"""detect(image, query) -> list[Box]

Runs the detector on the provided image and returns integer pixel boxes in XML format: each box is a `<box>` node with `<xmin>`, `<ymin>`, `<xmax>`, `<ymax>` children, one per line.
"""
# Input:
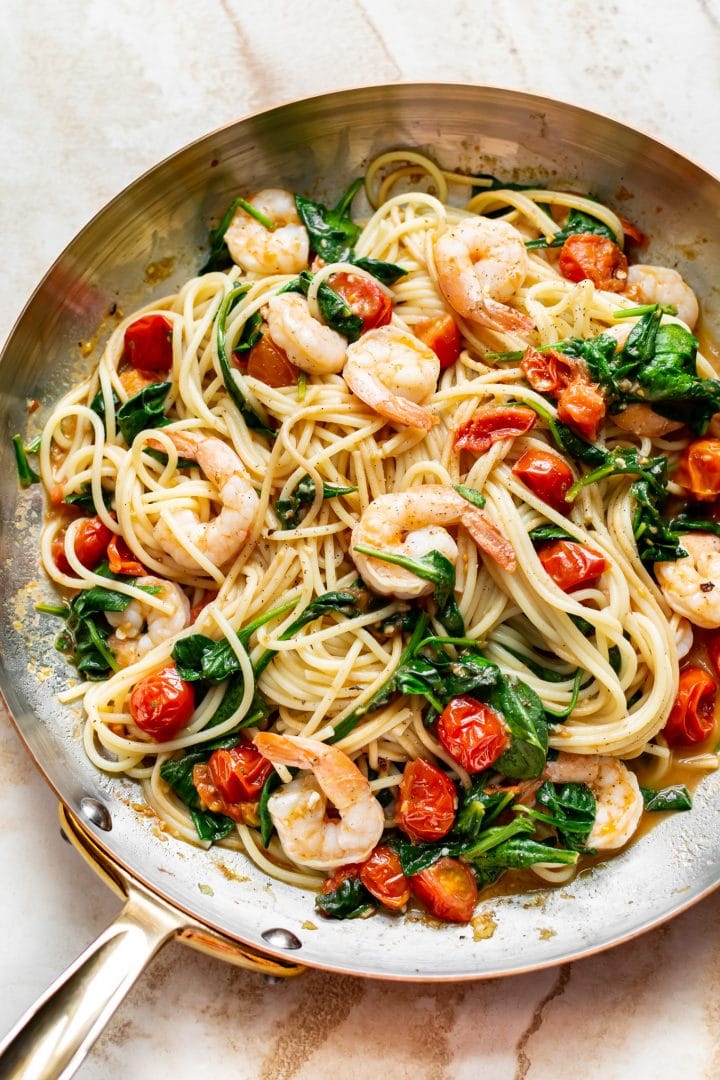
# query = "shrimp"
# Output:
<box><xmin>626</xmin><ymin>264</ymin><xmax>699</xmax><ymax>329</ymax></box>
<box><xmin>224</xmin><ymin>189</ymin><xmax>309</xmax><ymax>276</ymax></box>
<box><xmin>343</xmin><ymin>326</ymin><xmax>440</xmax><ymax>430</ymax></box>
<box><xmin>434</xmin><ymin>216</ymin><xmax>534</xmax><ymax>333</ymax></box>
<box><xmin>543</xmin><ymin>752</ymin><xmax>643</xmax><ymax>851</ymax></box>
<box><xmin>152</xmin><ymin>431</ymin><xmax>259</xmax><ymax>570</ymax></box>
<box><xmin>351</xmin><ymin>485</ymin><xmax>515</xmax><ymax>600</ymax></box>
<box><xmin>266</xmin><ymin>293</ymin><xmax>347</xmax><ymax>374</ymax></box>
<box><xmin>252</xmin><ymin>733</ymin><xmax>384</xmax><ymax>869</ymax></box>
<box><xmin>106</xmin><ymin>576</ymin><xmax>190</xmax><ymax>667</ymax></box>
<box><xmin>655</xmin><ymin>533</ymin><xmax>720</xmax><ymax>628</ymax></box>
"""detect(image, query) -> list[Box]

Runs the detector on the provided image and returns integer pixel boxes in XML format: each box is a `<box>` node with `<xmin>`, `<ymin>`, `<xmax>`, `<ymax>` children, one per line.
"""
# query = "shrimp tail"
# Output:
<box><xmin>254</xmin><ymin>732</ymin><xmax>317</xmax><ymax>769</ymax></box>
<box><xmin>474</xmin><ymin>298</ymin><xmax>534</xmax><ymax>334</ymax></box>
<box><xmin>462</xmin><ymin>509</ymin><xmax>517</xmax><ymax>571</ymax></box>
<box><xmin>373</xmin><ymin>394</ymin><xmax>438</xmax><ymax>431</ymax></box>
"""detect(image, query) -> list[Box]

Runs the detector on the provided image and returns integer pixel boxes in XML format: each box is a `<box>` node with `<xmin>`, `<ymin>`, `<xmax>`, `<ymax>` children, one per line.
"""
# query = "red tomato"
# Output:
<box><xmin>414</xmin><ymin>314</ymin><xmax>462</xmax><ymax>369</ymax></box>
<box><xmin>52</xmin><ymin>516</ymin><xmax>113</xmax><ymax>574</ymax></box>
<box><xmin>557</xmin><ymin>377</ymin><xmax>606</xmax><ymax>441</ymax></box>
<box><xmin>664</xmin><ymin>666</ymin><xmax>717</xmax><ymax>747</ymax></box>
<box><xmin>397</xmin><ymin>759</ymin><xmax>457</xmax><ymax>842</ymax></box>
<box><xmin>520</xmin><ymin>346</ymin><xmax>577</xmax><ymax>397</ymax></box>
<box><xmin>107</xmin><ymin>535</ymin><xmax>145</xmax><ymax>576</ymax></box>
<box><xmin>512</xmin><ymin>448</ymin><xmax>574</xmax><ymax>513</ymax></box>
<box><xmin>454</xmin><ymin>406</ymin><xmax>537</xmax><ymax>453</ymax></box>
<box><xmin>208</xmin><ymin>741</ymin><xmax>274</xmax><ymax>802</ymax></box>
<box><xmin>119</xmin><ymin>367</ymin><xmax>160</xmax><ymax>396</ymax></box>
<box><xmin>437</xmin><ymin>696</ymin><xmax>509</xmax><ymax>773</ymax></box>
<box><xmin>558</xmin><ymin>234</ymin><xmax>628</xmax><ymax>292</ymax></box>
<box><xmin>360</xmin><ymin>846</ymin><xmax>410</xmax><ymax>911</ymax></box>
<box><xmin>330</xmin><ymin>272</ymin><xmax>392</xmax><ymax>332</ymax></box>
<box><xmin>245</xmin><ymin>333</ymin><xmax>298</xmax><ymax>387</ymax></box>
<box><xmin>675</xmin><ymin>439</ymin><xmax>720</xmax><ymax>501</ymax></box>
<box><xmin>189</xmin><ymin>594</ymin><xmax>214</xmax><ymax>623</ymax></box>
<box><xmin>124</xmin><ymin>314</ymin><xmax>174</xmax><ymax>372</ymax></box>
<box><xmin>192</xmin><ymin>763</ymin><xmax>261</xmax><ymax>826</ymax></box>
<box><xmin>129</xmin><ymin>665</ymin><xmax>195</xmax><ymax>741</ymax></box>
<box><xmin>411</xmin><ymin>857</ymin><xmax>478</xmax><ymax>923</ymax></box>
<box><xmin>538</xmin><ymin>539</ymin><xmax>607</xmax><ymax>591</ymax></box>
<box><xmin>321</xmin><ymin>864</ymin><xmax>362</xmax><ymax>894</ymax></box>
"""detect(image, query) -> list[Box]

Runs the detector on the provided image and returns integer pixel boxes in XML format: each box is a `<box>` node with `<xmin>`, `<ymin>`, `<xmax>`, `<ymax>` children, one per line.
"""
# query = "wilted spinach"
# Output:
<box><xmin>353</xmin><ymin>545</ymin><xmax>464</xmax><ymax>637</ymax></box>
<box><xmin>275</xmin><ymin>474</ymin><xmax>357</xmax><ymax>529</ymax></box>
<box><xmin>641</xmin><ymin>785</ymin><xmax>692</xmax><ymax>812</ymax></box>
<box><xmin>315</xmin><ymin>875</ymin><xmax>374</xmax><ymax>919</ymax></box>
<box><xmin>217</xmin><ymin>286</ymin><xmax>276</xmax><ymax>437</ymax></box>
<box><xmin>525</xmin><ymin>207</ymin><xmax>616</xmax><ymax>250</ymax></box>
<box><xmin>116</xmin><ymin>382</ymin><xmax>172</xmax><ymax>445</ymax></box>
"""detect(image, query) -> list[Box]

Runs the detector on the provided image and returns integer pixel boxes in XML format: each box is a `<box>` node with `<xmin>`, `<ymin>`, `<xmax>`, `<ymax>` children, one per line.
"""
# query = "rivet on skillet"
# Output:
<box><xmin>261</xmin><ymin>927</ymin><xmax>302</xmax><ymax>950</ymax></box>
<box><xmin>79</xmin><ymin>797</ymin><xmax>113</xmax><ymax>831</ymax></box>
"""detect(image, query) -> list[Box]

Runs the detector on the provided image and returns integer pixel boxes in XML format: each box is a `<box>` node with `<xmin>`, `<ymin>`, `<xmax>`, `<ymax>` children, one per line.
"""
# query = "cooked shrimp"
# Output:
<box><xmin>107</xmin><ymin>576</ymin><xmax>190</xmax><ymax>667</ymax></box>
<box><xmin>224</xmin><ymin>189</ymin><xmax>309</xmax><ymax>276</ymax></box>
<box><xmin>343</xmin><ymin>326</ymin><xmax>440</xmax><ymax>430</ymax></box>
<box><xmin>626</xmin><ymin>264</ymin><xmax>699</xmax><ymax>329</ymax></box>
<box><xmin>152</xmin><ymin>431</ymin><xmax>259</xmax><ymax>571</ymax></box>
<box><xmin>351</xmin><ymin>485</ymin><xmax>515</xmax><ymax>600</ymax></box>
<box><xmin>266</xmin><ymin>293</ymin><xmax>347</xmax><ymax>374</ymax></box>
<box><xmin>253</xmin><ymin>733</ymin><xmax>384</xmax><ymax>869</ymax></box>
<box><xmin>655</xmin><ymin>533</ymin><xmax>720</xmax><ymax>628</ymax></box>
<box><xmin>434</xmin><ymin>216</ymin><xmax>533</xmax><ymax>333</ymax></box>
<box><xmin>543</xmin><ymin>752</ymin><xmax>643</xmax><ymax>851</ymax></box>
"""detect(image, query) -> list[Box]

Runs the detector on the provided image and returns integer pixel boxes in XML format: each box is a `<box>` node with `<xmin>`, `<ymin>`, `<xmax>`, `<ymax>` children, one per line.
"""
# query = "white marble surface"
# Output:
<box><xmin>3</xmin><ymin>1</ymin><xmax>720</xmax><ymax>1076</ymax></box>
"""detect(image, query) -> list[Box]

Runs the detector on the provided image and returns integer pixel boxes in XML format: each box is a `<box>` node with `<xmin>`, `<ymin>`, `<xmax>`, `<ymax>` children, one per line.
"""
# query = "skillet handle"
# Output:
<box><xmin>0</xmin><ymin>886</ymin><xmax>183</xmax><ymax>1080</ymax></box>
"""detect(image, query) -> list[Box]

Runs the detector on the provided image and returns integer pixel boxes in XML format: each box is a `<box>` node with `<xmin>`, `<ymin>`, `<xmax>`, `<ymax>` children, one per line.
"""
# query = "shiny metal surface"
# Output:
<box><xmin>2</xmin><ymin>83</ymin><xmax>720</xmax><ymax>982</ymax></box>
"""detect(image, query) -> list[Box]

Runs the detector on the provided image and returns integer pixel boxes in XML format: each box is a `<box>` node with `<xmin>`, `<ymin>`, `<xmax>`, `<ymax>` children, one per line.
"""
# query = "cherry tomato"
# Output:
<box><xmin>437</xmin><ymin>696</ymin><xmax>509</xmax><ymax>773</ymax></box>
<box><xmin>558</xmin><ymin>234</ymin><xmax>628</xmax><ymax>292</ymax></box>
<box><xmin>411</xmin><ymin>857</ymin><xmax>478</xmax><ymax>923</ymax></box>
<box><xmin>192</xmin><ymin>763</ymin><xmax>261</xmax><ymax>826</ymax></box>
<box><xmin>189</xmin><ymin>594</ymin><xmax>214</xmax><ymax>623</ymax></box>
<box><xmin>397</xmin><ymin>759</ymin><xmax>457</xmax><ymax>842</ymax></box>
<box><xmin>538</xmin><ymin>539</ymin><xmax>607</xmax><ymax>591</ymax></box>
<box><xmin>124</xmin><ymin>314</ymin><xmax>174</xmax><ymax>372</ymax></box>
<box><xmin>414</xmin><ymin>314</ymin><xmax>462</xmax><ymax>369</ymax></box>
<box><xmin>330</xmin><ymin>272</ymin><xmax>392</xmax><ymax>332</ymax></box>
<box><xmin>664</xmin><ymin>666</ymin><xmax>716</xmax><ymax>747</ymax></box>
<box><xmin>557</xmin><ymin>378</ymin><xmax>606</xmax><ymax>442</ymax></box>
<box><xmin>454</xmin><ymin>406</ymin><xmax>537</xmax><ymax>454</ymax></box>
<box><xmin>321</xmin><ymin>864</ymin><xmax>362</xmax><ymax>894</ymax></box>
<box><xmin>360</xmin><ymin>846</ymin><xmax>410</xmax><ymax>910</ymax></box>
<box><xmin>512</xmin><ymin>448</ymin><xmax>574</xmax><ymax>513</ymax></box>
<box><xmin>245</xmin><ymin>333</ymin><xmax>298</xmax><ymax>387</ymax></box>
<box><xmin>129</xmin><ymin>665</ymin><xmax>195</xmax><ymax>741</ymax></box>
<box><xmin>119</xmin><ymin>367</ymin><xmax>160</xmax><ymax>396</ymax></box>
<box><xmin>107</xmin><ymin>535</ymin><xmax>145</xmax><ymax>576</ymax></box>
<box><xmin>676</xmin><ymin>439</ymin><xmax>720</xmax><ymax>501</ymax></box>
<box><xmin>208</xmin><ymin>741</ymin><xmax>274</xmax><ymax>802</ymax></box>
<box><xmin>520</xmin><ymin>346</ymin><xmax>577</xmax><ymax>397</ymax></box>
<box><xmin>52</xmin><ymin>516</ymin><xmax>113</xmax><ymax>574</ymax></box>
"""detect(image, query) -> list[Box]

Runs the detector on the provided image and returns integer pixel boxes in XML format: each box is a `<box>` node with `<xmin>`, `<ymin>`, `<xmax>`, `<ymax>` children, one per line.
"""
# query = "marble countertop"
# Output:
<box><xmin>3</xmin><ymin>1</ymin><xmax>720</xmax><ymax>1076</ymax></box>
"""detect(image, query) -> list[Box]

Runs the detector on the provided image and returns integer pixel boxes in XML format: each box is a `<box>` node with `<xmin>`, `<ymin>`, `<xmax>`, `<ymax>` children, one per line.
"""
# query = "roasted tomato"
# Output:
<box><xmin>520</xmin><ymin>346</ymin><xmax>577</xmax><ymax>397</ymax></box>
<box><xmin>664</xmin><ymin>666</ymin><xmax>717</xmax><ymax>747</ymax></box>
<box><xmin>189</xmin><ymin>593</ymin><xmax>214</xmax><ymax>623</ymax></box>
<box><xmin>557</xmin><ymin>378</ymin><xmax>606</xmax><ymax>442</ymax></box>
<box><xmin>245</xmin><ymin>333</ymin><xmax>298</xmax><ymax>387</ymax></box>
<box><xmin>512</xmin><ymin>448</ymin><xmax>574</xmax><ymax>513</ymax></box>
<box><xmin>107</xmin><ymin>535</ymin><xmax>145</xmax><ymax>576</ymax></box>
<box><xmin>129</xmin><ymin>665</ymin><xmax>195</xmax><ymax>741</ymax></box>
<box><xmin>676</xmin><ymin>439</ymin><xmax>720</xmax><ymax>501</ymax></box>
<box><xmin>360</xmin><ymin>846</ymin><xmax>410</xmax><ymax>910</ymax></box>
<box><xmin>124</xmin><ymin>314</ymin><xmax>174</xmax><ymax>372</ymax></box>
<box><xmin>118</xmin><ymin>367</ymin><xmax>160</xmax><ymax>396</ymax></box>
<box><xmin>207</xmin><ymin>741</ymin><xmax>274</xmax><ymax>802</ymax></box>
<box><xmin>330</xmin><ymin>272</ymin><xmax>392</xmax><ymax>332</ymax></box>
<box><xmin>411</xmin><ymin>857</ymin><xmax>478</xmax><ymax>923</ymax></box>
<box><xmin>321</xmin><ymin>864</ymin><xmax>362</xmax><ymax>893</ymax></box>
<box><xmin>397</xmin><ymin>759</ymin><xmax>457</xmax><ymax>842</ymax></box>
<box><xmin>52</xmin><ymin>515</ymin><xmax>113</xmax><ymax>574</ymax></box>
<box><xmin>414</xmin><ymin>314</ymin><xmax>462</xmax><ymax>369</ymax></box>
<box><xmin>558</xmin><ymin>234</ymin><xmax>628</xmax><ymax>292</ymax></box>
<box><xmin>454</xmin><ymin>406</ymin><xmax>537</xmax><ymax>453</ymax></box>
<box><xmin>437</xmin><ymin>696</ymin><xmax>509</xmax><ymax>773</ymax></box>
<box><xmin>538</xmin><ymin>539</ymin><xmax>607</xmax><ymax>591</ymax></box>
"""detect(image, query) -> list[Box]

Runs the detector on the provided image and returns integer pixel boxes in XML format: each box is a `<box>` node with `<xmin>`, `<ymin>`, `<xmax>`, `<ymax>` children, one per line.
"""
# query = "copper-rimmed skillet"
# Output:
<box><xmin>2</xmin><ymin>83</ymin><xmax>720</xmax><ymax>1080</ymax></box>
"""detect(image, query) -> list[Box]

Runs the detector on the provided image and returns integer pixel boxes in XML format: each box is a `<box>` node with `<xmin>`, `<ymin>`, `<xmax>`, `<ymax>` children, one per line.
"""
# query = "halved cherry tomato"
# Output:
<box><xmin>208</xmin><ymin>740</ymin><xmax>274</xmax><ymax>802</ymax></box>
<box><xmin>557</xmin><ymin>377</ymin><xmax>606</xmax><ymax>442</ymax></box>
<box><xmin>414</xmin><ymin>314</ymin><xmax>462</xmax><ymax>369</ymax></box>
<box><xmin>397</xmin><ymin>759</ymin><xmax>457</xmax><ymax>842</ymax></box>
<box><xmin>245</xmin><ymin>333</ymin><xmax>298</xmax><ymax>387</ymax></box>
<box><xmin>664</xmin><ymin>666</ymin><xmax>716</xmax><ymax>747</ymax></box>
<box><xmin>321</xmin><ymin>864</ymin><xmax>362</xmax><ymax>893</ymax></box>
<box><xmin>538</xmin><ymin>539</ymin><xmax>607</xmax><ymax>591</ymax></box>
<box><xmin>129</xmin><ymin>664</ymin><xmax>195</xmax><ymax>741</ymax></box>
<box><xmin>512</xmin><ymin>448</ymin><xmax>574</xmax><ymax>513</ymax></box>
<box><xmin>330</xmin><ymin>272</ymin><xmax>392</xmax><ymax>332</ymax></box>
<box><xmin>107</xmin><ymin>535</ymin><xmax>145</xmax><ymax>576</ymax></box>
<box><xmin>360</xmin><ymin>846</ymin><xmax>410</xmax><ymax>911</ymax></box>
<box><xmin>558</xmin><ymin>234</ymin><xmax>628</xmax><ymax>292</ymax></box>
<box><xmin>520</xmin><ymin>346</ymin><xmax>577</xmax><ymax>397</ymax></box>
<box><xmin>676</xmin><ymin>439</ymin><xmax>720</xmax><ymax>501</ymax></box>
<box><xmin>189</xmin><ymin>593</ymin><xmax>214</xmax><ymax>623</ymax></box>
<box><xmin>119</xmin><ymin>367</ymin><xmax>160</xmax><ymax>396</ymax></box>
<box><xmin>192</xmin><ymin>762</ymin><xmax>261</xmax><ymax>826</ymax></box>
<box><xmin>437</xmin><ymin>696</ymin><xmax>509</xmax><ymax>773</ymax></box>
<box><xmin>454</xmin><ymin>406</ymin><xmax>537</xmax><ymax>453</ymax></box>
<box><xmin>52</xmin><ymin>515</ymin><xmax>113</xmax><ymax>574</ymax></box>
<box><xmin>411</xmin><ymin>857</ymin><xmax>478</xmax><ymax>923</ymax></box>
<box><xmin>124</xmin><ymin>314</ymin><xmax>174</xmax><ymax>372</ymax></box>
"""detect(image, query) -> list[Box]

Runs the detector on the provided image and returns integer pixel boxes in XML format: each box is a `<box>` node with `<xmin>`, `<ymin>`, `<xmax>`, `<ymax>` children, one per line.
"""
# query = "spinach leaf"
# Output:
<box><xmin>526</xmin><ymin>780</ymin><xmax>596</xmax><ymax>850</ymax></box>
<box><xmin>207</xmin><ymin>675</ymin><xmax>270</xmax><ymax>730</ymax></box>
<box><xmin>200</xmin><ymin>197</ymin><xmax>244</xmax><ymax>274</ymax></box>
<box><xmin>544</xmin><ymin>668</ymin><xmax>583</xmax><ymax>721</ymax></box>
<box><xmin>173</xmin><ymin>634</ymin><xmax>241</xmax><ymax>683</ymax></box>
<box><xmin>63</xmin><ymin>484</ymin><xmax>97</xmax><ymax>514</ymax></box>
<box><xmin>275</xmin><ymin>474</ymin><xmax>358</xmax><ymax>529</ymax></box>
<box><xmin>160</xmin><ymin>733</ymin><xmax>241</xmax><ymax>806</ymax></box>
<box><xmin>519</xmin><ymin>399</ymin><xmax>607</xmax><ymax>468</ymax></box>
<box><xmin>232</xmin><ymin>310</ymin><xmax>263</xmax><ymax>355</ymax></box>
<box><xmin>631</xmin><ymin>478</ymin><xmax>688</xmax><ymax>563</ymax></box>
<box><xmin>295</xmin><ymin>178</ymin><xmax>363</xmax><ymax>264</ymax></box>
<box><xmin>453</xmin><ymin>483</ymin><xmax>486</xmax><ymax>509</ymax></box>
<box><xmin>668</xmin><ymin>516</ymin><xmax>720</xmax><ymax>542</ymax></box>
<box><xmin>315</xmin><ymin>875</ymin><xmax>374</xmax><ymax>919</ymax></box>
<box><xmin>528</xmin><ymin>524</ymin><xmax>575</xmax><ymax>543</ymax></box>
<box><xmin>12</xmin><ymin>434</ymin><xmax>40</xmax><ymax>487</ymax></box>
<box><xmin>350</xmin><ymin>257</ymin><xmax>406</xmax><ymax>285</ymax></box>
<box><xmin>253</xmin><ymin>588</ymin><xmax>367</xmax><ymax>679</ymax></box>
<box><xmin>502</xmin><ymin>645</ymin><xmax>577</xmax><ymax>684</ymax></box>
<box><xmin>566</xmin><ymin>446</ymin><xmax>668</xmax><ymax>502</ymax></box>
<box><xmin>389</xmin><ymin>817</ymin><xmax>534</xmax><ymax>876</ymax></box>
<box><xmin>190</xmin><ymin>808</ymin><xmax>236</xmax><ymax>844</ymax></box>
<box><xmin>259</xmin><ymin>770</ymin><xmax>282</xmax><ymax>846</ymax></box>
<box><xmin>281</xmin><ymin>271</ymin><xmax>363</xmax><ymax>341</ymax></box>
<box><xmin>472</xmin><ymin>837</ymin><xmax>579</xmax><ymax>871</ymax></box>
<box><xmin>455</xmin><ymin>782</ymin><xmax>516</xmax><ymax>839</ymax></box>
<box><xmin>90</xmin><ymin>386</ymin><xmax>121</xmax><ymax>425</ymax></box>
<box><xmin>490</xmin><ymin>674</ymin><xmax>548</xmax><ymax>779</ymax></box>
<box><xmin>116</xmin><ymin>382</ymin><xmax>171</xmax><ymax>445</ymax></box>
<box><xmin>217</xmin><ymin>286</ymin><xmax>276</xmax><ymax>438</ymax></box>
<box><xmin>525</xmin><ymin>207</ymin><xmax>616</xmax><ymax>251</ymax></box>
<box><xmin>641</xmin><ymin>784</ymin><xmax>692</xmax><ymax>812</ymax></box>
<box><xmin>352</xmin><ymin>545</ymin><xmax>464</xmax><ymax>637</ymax></box>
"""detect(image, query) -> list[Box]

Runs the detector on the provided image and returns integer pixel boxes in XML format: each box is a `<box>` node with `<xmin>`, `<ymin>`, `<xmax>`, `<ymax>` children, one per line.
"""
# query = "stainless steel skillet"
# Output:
<box><xmin>2</xmin><ymin>82</ymin><xmax>720</xmax><ymax>1080</ymax></box>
